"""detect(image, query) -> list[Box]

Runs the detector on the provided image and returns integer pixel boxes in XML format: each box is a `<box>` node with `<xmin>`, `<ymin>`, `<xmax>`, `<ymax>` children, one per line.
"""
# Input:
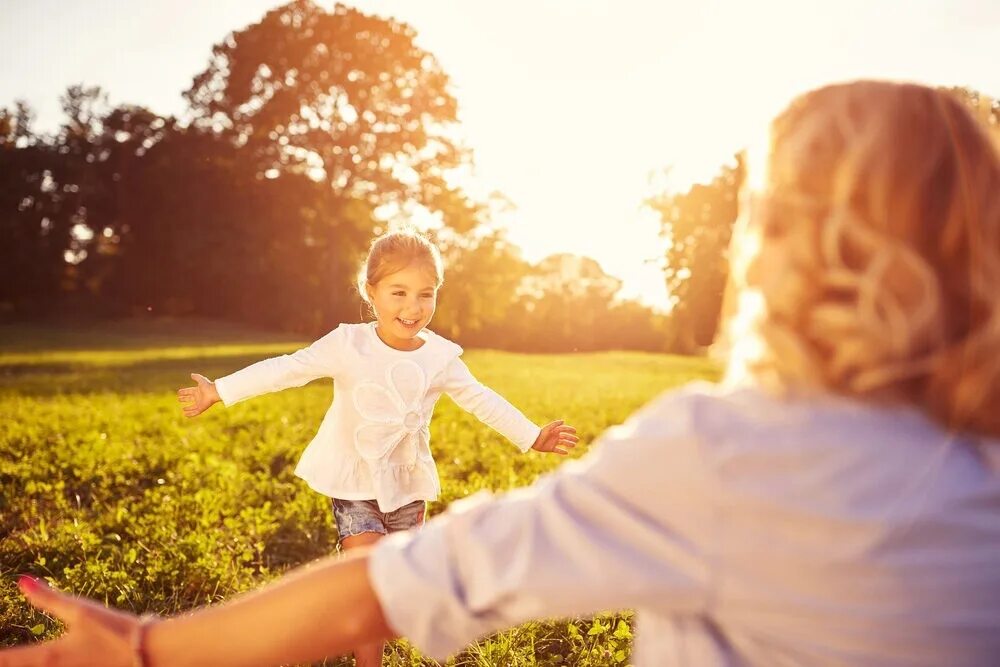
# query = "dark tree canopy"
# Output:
<box><xmin>646</xmin><ymin>154</ymin><xmax>745</xmax><ymax>352</ymax></box>
<box><xmin>185</xmin><ymin>0</ymin><xmax>476</xmax><ymax>228</ymax></box>
<box><xmin>3</xmin><ymin>2</ymin><xmax>995</xmax><ymax>354</ymax></box>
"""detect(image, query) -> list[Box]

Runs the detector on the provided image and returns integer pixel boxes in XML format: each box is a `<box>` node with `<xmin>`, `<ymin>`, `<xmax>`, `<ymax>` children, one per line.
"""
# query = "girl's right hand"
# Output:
<box><xmin>177</xmin><ymin>373</ymin><xmax>221</xmax><ymax>418</ymax></box>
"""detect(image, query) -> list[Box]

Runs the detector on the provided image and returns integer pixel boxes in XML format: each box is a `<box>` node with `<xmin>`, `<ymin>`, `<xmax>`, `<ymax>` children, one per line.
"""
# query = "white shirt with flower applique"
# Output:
<box><xmin>214</xmin><ymin>322</ymin><xmax>541</xmax><ymax>512</ymax></box>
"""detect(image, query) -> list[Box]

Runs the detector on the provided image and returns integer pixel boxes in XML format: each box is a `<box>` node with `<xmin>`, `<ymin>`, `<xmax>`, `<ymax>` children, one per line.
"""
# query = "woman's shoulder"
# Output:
<box><xmin>614</xmin><ymin>381</ymin><xmax>990</xmax><ymax>480</ymax></box>
<box><xmin>599</xmin><ymin>381</ymin><xmax>888</xmax><ymax>461</ymax></box>
<box><xmin>609</xmin><ymin>381</ymin><xmax>773</xmax><ymax>440</ymax></box>
<box><xmin>618</xmin><ymin>381</ymin><xmax>938</xmax><ymax>444</ymax></box>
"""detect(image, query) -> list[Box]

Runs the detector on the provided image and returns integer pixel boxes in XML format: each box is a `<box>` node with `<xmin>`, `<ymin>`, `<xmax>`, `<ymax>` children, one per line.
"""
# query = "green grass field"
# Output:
<box><xmin>0</xmin><ymin>320</ymin><xmax>720</xmax><ymax>666</ymax></box>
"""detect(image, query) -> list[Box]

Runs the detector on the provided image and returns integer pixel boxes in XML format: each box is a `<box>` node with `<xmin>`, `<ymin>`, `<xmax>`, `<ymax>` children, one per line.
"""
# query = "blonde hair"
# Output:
<box><xmin>728</xmin><ymin>80</ymin><xmax>1000</xmax><ymax>439</ymax></box>
<box><xmin>357</xmin><ymin>229</ymin><xmax>444</xmax><ymax>308</ymax></box>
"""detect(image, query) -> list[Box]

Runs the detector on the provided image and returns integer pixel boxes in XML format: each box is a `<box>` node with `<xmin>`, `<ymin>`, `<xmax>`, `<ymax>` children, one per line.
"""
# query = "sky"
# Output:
<box><xmin>3</xmin><ymin>0</ymin><xmax>999</xmax><ymax>309</ymax></box>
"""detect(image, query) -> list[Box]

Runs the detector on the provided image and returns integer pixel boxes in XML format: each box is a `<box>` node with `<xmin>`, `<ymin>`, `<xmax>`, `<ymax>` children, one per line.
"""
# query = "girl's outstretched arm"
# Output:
<box><xmin>2</xmin><ymin>550</ymin><xmax>393</xmax><ymax>667</ymax></box>
<box><xmin>177</xmin><ymin>373</ymin><xmax>221</xmax><ymax>418</ymax></box>
<box><xmin>441</xmin><ymin>357</ymin><xmax>577</xmax><ymax>455</ymax></box>
<box><xmin>530</xmin><ymin>419</ymin><xmax>578</xmax><ymax>456</ymax></box>
<box><xmin>177</xmin><ymin>327</ymin><xmax>347</xmax><ymax>415</ymax></box>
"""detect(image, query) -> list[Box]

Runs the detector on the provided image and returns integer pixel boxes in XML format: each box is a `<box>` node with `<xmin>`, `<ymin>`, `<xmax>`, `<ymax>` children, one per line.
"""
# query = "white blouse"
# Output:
<box><xmin>214</xmin><ymin>322</ymin><xmax>541</xmax><ymax>512</ymax></box>
<box><xmin>369</xmin><ymin>382</ymin><xmax>1000</xmax><ymax>666</ymax></box>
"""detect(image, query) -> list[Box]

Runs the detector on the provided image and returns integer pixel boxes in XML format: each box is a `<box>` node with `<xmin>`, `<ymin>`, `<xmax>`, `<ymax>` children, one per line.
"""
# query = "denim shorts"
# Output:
<box><xmin>331</xmin><ymin>498</ymin><xmax>426</xmax><ymax>544</ymax></box>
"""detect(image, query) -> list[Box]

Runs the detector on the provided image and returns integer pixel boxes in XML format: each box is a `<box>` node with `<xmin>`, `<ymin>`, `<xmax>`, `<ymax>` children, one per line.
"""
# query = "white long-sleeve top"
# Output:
<box><xmin>214</xmin><ymin>322</ymin><xmax>540</xmax><ymax>512</ymax></box>
<box><xmin>369</xmin><ymin>381</ymin><xmax>1000</xmax><ymax>666</ymax></box>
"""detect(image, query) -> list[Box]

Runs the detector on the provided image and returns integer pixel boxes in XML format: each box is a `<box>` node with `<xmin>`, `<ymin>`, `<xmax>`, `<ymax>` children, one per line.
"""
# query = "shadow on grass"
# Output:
<box><xmin>0</xmin><ymin>353</ymin><xmax>316</xmax><ymax>397</ymax></box>
<box><xmin>0</xmin><ymin>318</ymin><xmax>303</xmax><ymax>353</ymax></box>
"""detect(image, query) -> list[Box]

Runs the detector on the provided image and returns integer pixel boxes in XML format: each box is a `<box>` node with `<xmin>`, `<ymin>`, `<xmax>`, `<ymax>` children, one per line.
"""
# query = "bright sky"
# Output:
<box><xmin>3</xmin><ymin>1</ymin><xmax>999</xmax><ymax>309</ymax></box>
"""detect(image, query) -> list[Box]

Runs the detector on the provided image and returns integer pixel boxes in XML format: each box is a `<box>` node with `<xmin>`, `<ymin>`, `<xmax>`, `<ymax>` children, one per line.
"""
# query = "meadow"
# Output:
<box><xmin>0</xmin><ymin>320</ymin><xmax>720</xmax><ymax>666</ymax></box>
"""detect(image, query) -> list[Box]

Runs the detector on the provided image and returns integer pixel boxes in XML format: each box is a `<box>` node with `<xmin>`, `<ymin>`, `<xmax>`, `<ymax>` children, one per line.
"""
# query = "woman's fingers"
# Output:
<box><xmin>5</xmin><ymin>578</ymin><xmax>140</xmax><ymax>667</ymax></box>
<box><xmin>17</xmin><ymin>577</ymin><xmax>85</xmax><ymax>627</ymax></box>
<box><xmin>0</xmin><ymin>639</ymin><xmax>65</xmax><ymax>667</ymax></box>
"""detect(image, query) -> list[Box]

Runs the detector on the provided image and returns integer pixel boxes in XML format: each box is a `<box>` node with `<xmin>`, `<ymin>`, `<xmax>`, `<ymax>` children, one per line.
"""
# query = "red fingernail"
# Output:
<box><xmin>18</xmin><ymin>575</ymin><xmax>39</xmax><ymax>592</ymax></box>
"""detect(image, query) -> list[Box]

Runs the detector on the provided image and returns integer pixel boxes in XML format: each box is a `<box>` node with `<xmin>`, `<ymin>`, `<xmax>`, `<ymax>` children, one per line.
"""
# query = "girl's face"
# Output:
<box><xmin>367</xmin><ymin>262</ymin><xmax>439</xmax><ymax>351</ymax></box>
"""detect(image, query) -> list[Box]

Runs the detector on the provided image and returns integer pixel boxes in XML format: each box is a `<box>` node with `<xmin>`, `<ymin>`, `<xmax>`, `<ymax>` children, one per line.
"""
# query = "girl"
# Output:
<box><xmin>175</xmin><ymin>230</ymin><xmax>578</xmax><ymax>666</ymax></box>
<box><xmin>8</xmin><ymin>80</ymin><xmax>1000</xmax><ymax>667</ymax></box>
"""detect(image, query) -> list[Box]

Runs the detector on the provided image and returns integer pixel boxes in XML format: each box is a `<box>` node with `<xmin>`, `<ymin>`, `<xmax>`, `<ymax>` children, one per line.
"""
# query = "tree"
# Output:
<box><xmin>111</xmin><ymin>0</ymin><xmax>479</xmax><ymax>332</ymax></box>
<box><xmin>106</xmin><ymin>123</ymin><xmax>374</xmax><ymax>332</ymax></box>
<box><xmin>0</xmin><ymin>101</ymin><xmax>58</xmax><ymax>317</ymax></box>
<box><xmin>185</xmin><ymin>0</ymin><xmax>473</xmax><ymax>219</ymax></box>
<box><xmin>430</xmin><ymin>227</ymin><xmax>530</xmax><ymax>346</ymax></box>
<box><xmin>499</xmin><ymin>253</ymin><xmax>667</xmax><ymax>352</ymax></box>
<box><xmin>0</xmin><ymin>93</ymin><xmax>115</xmax><ymax>317</ymax></box>
<box><xmin>91</xmin><ymin>1</ymin><xmax>482</xmax><ymax>332</ymax></box>
<box><xmin>645</xmin><ymin>154</ymin><xmax>745</xmax><ymax>353</ymax></box>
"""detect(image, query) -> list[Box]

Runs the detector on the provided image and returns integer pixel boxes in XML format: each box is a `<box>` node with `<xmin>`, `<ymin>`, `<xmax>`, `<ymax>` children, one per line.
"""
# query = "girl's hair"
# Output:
<box><xmin>357</xmin><ymin>229</ymin><xmax>444</xmax><ymax>307</ymax></box>
<box><xmin>728</xmin><ymin>80</ymin><xmax>1000</xmax><ymax>439</ymax></box>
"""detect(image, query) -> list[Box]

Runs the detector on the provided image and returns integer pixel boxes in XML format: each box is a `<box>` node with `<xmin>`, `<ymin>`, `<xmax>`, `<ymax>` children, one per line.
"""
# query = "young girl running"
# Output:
<box><xmin>175</xmin><ymin>230</ymin><xmax>577</xmax><ymax>666</ymax></box>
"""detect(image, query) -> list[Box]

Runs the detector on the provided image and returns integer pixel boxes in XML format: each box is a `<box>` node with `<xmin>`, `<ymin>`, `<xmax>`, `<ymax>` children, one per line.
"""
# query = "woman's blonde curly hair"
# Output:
<box><xmin>728</xmin><ymin>80</ymin><xmax>1000</xmax><ymax>439</ymax></box>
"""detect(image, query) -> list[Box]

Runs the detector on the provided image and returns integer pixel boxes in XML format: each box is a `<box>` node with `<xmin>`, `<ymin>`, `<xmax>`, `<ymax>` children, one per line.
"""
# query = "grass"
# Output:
<box><xmin>0</xmin><ymin>319</ymin><xmax>720</xmax><ymax>666</ymax></box>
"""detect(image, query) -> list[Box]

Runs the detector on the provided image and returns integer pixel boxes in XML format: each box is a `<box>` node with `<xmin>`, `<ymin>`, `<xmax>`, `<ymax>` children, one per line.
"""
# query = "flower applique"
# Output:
<box><xmin>352</xmin><ymin>359</ymin><xmax>433</xmax><ymax>468</ymax></box>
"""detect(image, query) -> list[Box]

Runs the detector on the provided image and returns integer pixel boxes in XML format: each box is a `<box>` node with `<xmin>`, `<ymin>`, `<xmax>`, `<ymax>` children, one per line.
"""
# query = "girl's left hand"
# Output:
<box><xmin>1</xmin><ymin>576</ymin><xmax>146</xmax><ymax>667</ymax></box>
<box><xmin>531</xmin><ymin>420</ymin><xmax>579</xmax><ymax>456</ymax></box>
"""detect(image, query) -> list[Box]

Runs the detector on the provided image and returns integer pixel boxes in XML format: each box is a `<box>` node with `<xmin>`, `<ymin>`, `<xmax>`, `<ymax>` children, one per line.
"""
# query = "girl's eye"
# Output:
<box><xmin>420</xmin><ymin>294</ymin><xmax>434</xmax><ymax>299</ymax></box>
<box><xmin>393</xmin><ymin>292</ymin><xmax>406</xmax><ymax>297</ymax></box>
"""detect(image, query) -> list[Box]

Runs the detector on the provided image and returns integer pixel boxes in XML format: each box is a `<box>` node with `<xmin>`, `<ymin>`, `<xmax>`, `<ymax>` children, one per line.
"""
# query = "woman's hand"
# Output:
<box><xmin>531</xmin><ymin>420</ymin><xmax>579</xmax><ymax>455</ymax></box>
<box><xmin>177</xmin><ymin>373</ymin><xmax>221</xmax><ymax>418</ymax></box>
<box><xmin>3</xmin><ymin>552</ymin><xmax>391</xmax><ymax>667</ymax></box>
<box><xmin>0</xmin><ymin>576</ymin><xmax>149</xmax><ymax>667</ymax></box>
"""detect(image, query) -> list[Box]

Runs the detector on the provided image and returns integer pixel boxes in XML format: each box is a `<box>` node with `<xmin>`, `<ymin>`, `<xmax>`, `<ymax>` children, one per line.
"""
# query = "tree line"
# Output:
<box><xmin>3</xmin><ymin>1</ymin><xmax>996</xmax><ymax>354</ymax></box>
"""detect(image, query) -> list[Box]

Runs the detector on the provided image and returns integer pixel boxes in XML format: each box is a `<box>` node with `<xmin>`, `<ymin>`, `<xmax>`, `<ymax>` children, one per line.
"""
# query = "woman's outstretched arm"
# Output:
<box><xmin>2</xmin><ymin>550</ymin><xmax>394</xmax><ymax>667</ymax></box>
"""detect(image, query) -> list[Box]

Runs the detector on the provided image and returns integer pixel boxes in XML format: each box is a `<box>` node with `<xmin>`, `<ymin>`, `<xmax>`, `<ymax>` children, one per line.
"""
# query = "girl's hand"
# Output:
<box><xmin>531</xmin><ymin>420</ymin><xmax>579</xmax><ymax>456</ymax></box>
<box><xmin>177</xmin><ymin>373</ymin><xmax>221</xmax><ymax>418</ymax></box>
<box><xmin>0</xmin><ymin>576</ymin><xmax>148</xmax><ymax>667</ymax></box>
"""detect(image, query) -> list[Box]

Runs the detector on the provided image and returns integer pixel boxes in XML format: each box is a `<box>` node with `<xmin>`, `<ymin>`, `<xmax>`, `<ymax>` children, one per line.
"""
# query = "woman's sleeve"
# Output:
<box><xmin>368</xmin><ymin>391</ymin><xmax>715</xmax><ymax>661</ymax></box>
<box><xmin>214</xmin><ymin>326</ymin><xmax>346</xmax><ymax>407</ymax></box>
<box><xmin>439</xmin><ymin>357</ymin><xmax>541</xmax><ymax>452</ymax></box>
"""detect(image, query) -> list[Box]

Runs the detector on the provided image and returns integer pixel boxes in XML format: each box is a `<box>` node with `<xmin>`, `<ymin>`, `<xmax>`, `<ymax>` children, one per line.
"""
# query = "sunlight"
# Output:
<box><xmin>721</xmin><ymin>288</ymin><xmax>767</xmax><ymax>384</ymax></box>
<box><xmin>6</xmin><ymin>0</ymin><xmax>997</xmax><ymax>317</ymax></box>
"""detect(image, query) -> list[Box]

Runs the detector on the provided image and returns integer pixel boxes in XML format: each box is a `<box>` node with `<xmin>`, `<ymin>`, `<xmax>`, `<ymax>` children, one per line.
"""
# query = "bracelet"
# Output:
<box><xmin>130</xmin><ymin>614</ymin><xmax>159</xmax><ymax>667</ymax></box>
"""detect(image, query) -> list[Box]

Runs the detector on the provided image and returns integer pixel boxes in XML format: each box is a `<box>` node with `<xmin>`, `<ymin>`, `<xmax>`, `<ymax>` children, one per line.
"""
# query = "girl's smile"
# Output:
<box><xmin>367</xmin><ymin>262</ymin><xmax>439</xmax><ymax>351</ymax></box>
